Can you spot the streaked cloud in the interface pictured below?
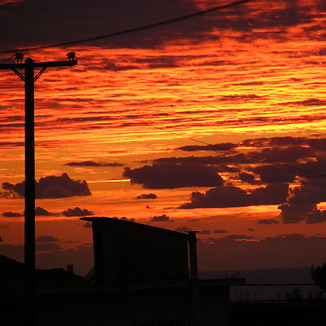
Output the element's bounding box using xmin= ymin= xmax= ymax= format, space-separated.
xmin=222 ymin=234 xmax=255 ymax=241
xmin=180 ymin=183 xmax=289 ymax=209
xmin=62 ymin=207 xmax=94 ymax=217
xmin=35 ymin=207 xmax=57 ymax=216
xmin=2 ymin=211 xmax=23 ymax=217
xmin=123 ymin=163 xmax=224 ymax=189
xmin=36 ymin=235 xmax=59 ymax=243
xmin=136 ymin=193 xmax=158 ymax=199
xmin=1 ymin=173 xmax=91 ymax=199
xmin=257 ymin=218 xmax=279 ymax=225
xmin=36 ymin=242 xmax=62 ymax=252
xmin=213 ymin=229 xmax=228 ymax=234
xmin=64 ymin=161 xmax=123 ymax=167
xmin=150 ymin=214 xmax=171 ymax=222
xmin=175 ymin=226 xmax=192 ymax=232
xmin=278 ymin=202 xmax=326 ymax=224
xmin=176 ymin=142 xmax=237 ymax=152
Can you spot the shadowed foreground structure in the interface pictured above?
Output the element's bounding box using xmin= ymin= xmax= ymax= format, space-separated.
xmin=1 ymin=217 xmax=244 ymax=325
xmin=1 ymin=216 xmax=326 ymax=325
xmin=79 ymin=217 xmax=245 ymax=325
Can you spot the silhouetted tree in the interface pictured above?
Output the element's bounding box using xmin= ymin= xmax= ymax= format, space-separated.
xmin=311 ymin=263 xmax=326 ymax=293
xmin=285 ymin=287 xmax=304 ymax=302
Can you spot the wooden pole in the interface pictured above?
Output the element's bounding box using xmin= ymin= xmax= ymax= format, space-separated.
xmin=0 ymin=55 xmax=77 ymax=326
xmin=24 ymin=58 xmax=36 ymax=326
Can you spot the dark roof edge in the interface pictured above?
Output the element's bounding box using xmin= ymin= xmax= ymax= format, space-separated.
xmin=81 ymin=216 xmax=191 ymax=238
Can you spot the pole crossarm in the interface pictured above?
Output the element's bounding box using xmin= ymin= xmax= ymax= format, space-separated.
xmin=0 ymin=60 xmax=77 ymax=70
xmin=0 ymin=60 xmax=77 ymax=82
xmin=34 ymin=60 xmax=78 ymax=67
xmin=0 ymin=63 xmax=24 ymax=69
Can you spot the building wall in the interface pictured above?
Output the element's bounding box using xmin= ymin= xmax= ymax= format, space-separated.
xmin=91 ymin=218 xmax=189 ymax=283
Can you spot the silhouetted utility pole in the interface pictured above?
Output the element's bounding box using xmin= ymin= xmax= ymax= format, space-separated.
xmin=0 ymin=53 xmax=77 ymax=326
xmin=187 ymin=231 xmax=201 ymax=326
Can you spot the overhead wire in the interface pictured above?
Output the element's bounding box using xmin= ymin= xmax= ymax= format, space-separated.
xmin=38 ymin=56 xmax=326 ymax=179
xmin=78 ymin=55 xmax=326 ymax=178
xmin=38 ymin=78 xmax=213 ymax=147
xmin=0 ymin=86 xmax=24 ymax=106
xmin=0 ymin=0 xmax=258 ymax=149
xmin=1 ymin=0 xmax=325 ymax=179
xmin=0 ymin=0 xmax=256 ymax=54
xmin=81 ymin=56 xmax=228 ymax=112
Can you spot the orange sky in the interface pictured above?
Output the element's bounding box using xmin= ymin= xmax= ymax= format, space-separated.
xmin=0 ymin=0 xmax=326 ymax=275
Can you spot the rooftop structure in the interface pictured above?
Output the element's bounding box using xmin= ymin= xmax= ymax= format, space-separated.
xmin=81 ymin=217 xmax=245 ymax=326
xmin=82 ymin=216 xmax=198 ymax=284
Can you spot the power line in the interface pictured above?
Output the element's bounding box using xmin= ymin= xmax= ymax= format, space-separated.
xmin=0 ymin=0 xmax=256 ymax=54
xmin=80 ymin=55 xmax=226 ymax=113
xmin=2 ymin=55 xmax=325 ymax=180
xmin=39 ymin=79 xmax=212 ymax=146
xmin=0 ymin=86 xmax=24 ymax=106
xmin=39 ymin=54 xmax=228 ymax=146
xmin=38 ymin=59 xmax=326 ymax=179
xmin=0 ymin=0 xmax=323 ymax=179
xmin=245 ymin=153 xmax=326 ymax=178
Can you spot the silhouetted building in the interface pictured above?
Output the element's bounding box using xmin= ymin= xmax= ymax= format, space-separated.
xmin=0 ymin=218 xmax=244 ymax=326
xmin=0 ymin=254 xmax=82 ymax=294
xmin=81 ymin=217 xmax=245 ymax=326
xmin=86 ymin=216 xmax=191 ymax=283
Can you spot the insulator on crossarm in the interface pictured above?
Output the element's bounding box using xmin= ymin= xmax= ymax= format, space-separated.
xmin=15 ymin=53 xmax=24 ymax=64
xmin=67 ymin=52 xmax=76 ymax=61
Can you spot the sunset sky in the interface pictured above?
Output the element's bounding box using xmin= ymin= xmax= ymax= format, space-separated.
xmin=0 ymin=0 xmax=326 ymax=276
